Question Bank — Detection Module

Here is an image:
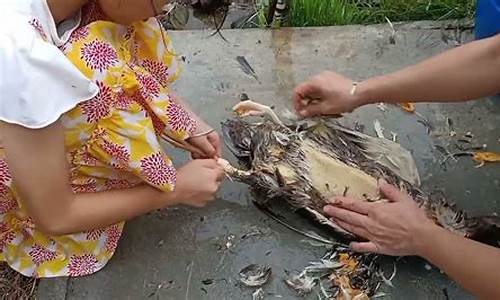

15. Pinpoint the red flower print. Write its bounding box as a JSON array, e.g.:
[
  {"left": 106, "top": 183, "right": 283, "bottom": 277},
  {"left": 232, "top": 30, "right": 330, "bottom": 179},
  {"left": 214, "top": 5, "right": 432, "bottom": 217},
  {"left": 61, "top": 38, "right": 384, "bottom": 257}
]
[
  {"left": 81, "top": 40, "right": 118, "bottom": 72},
  {"left": 0, "top": 222, "right": 15, "bottom": 251},
  {"left": 140, "top": 153, "right": 176, "bottom": 186},
  {"left": 131, "top": 92, "right": 167, "bottom": 135},
  {"left": 70, "top": 27, "right": 90, "bottom": 42},
  {"left": 102, "top": 140, "right": 130, "bottom": 166},
  {"left": 105, "top": 179, "right": 134, "bottom": 190},
  {"left": 116, "top": 93, "right": 134, "bottom": 110},
  {"left": 29, "top": 244, "right": 57, "bottom": 265},
  {"left": 58, "top": 43, "right": 69, "bottom": 54},
  {"left": 0, "top": 196, "right": 17, "bottom": 214},
  {"left": 141, "top": 59, "right": 170, "bottom": 86},
  {"left": 124, "top": 27, "right": 135, "bottom": 40},
  {"left": 29, "top": 19, "right": 47, "bottom": 40},
  {"left": 68, "top": 254, "right": 99, "bottom": 276},
  {"left": 105, "top": 225, "right": 122, "bottom": 252},
  {"left": 72, "top": 179, "right": 97, "bottom": 193},
  {"left": 80, "top": 81, "right": 113, "bottom": 123},
  {"left": 80, "top": 152, "right": 98, "bottom": 166},
  {"left": 151, "top": 116, "right": 167, "bottom": 135},
  {"left": 131, "top": 43, "right": 140, "bottom": 63},
  {"left": 166, "top": 102, "right": 197, "bottom": 134},
  {"left": 0, "top": 160, "right": 12, "bottom": 185},
  {"left": 138, "top": 74, "right": 161, "bottom": 99},
  {"left": 86, "top": 228, "right": 105, "bottom": 240},
  {"left": 21, "top": 228, "right": 32, "bottom": 240}
]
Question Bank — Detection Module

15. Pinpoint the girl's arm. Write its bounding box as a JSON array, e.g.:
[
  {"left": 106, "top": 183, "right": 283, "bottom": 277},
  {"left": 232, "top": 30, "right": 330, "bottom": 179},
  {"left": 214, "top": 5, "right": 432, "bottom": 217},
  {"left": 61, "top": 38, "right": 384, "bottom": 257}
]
[{"left": 1, "top": 119, "right": 223, "bottom": 235}]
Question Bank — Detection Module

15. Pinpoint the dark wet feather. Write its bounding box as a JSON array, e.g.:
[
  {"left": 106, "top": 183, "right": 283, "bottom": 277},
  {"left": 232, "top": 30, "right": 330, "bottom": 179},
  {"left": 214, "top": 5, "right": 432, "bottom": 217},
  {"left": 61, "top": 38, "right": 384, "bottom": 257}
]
[{"left": 236, "top": 56, "right": 259, "bottom": 81}]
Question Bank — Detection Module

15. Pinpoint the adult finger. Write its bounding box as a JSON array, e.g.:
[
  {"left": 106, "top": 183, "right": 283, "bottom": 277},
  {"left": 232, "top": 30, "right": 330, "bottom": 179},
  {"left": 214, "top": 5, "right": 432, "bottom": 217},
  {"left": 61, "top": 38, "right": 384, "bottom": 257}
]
[
  {"left": 293, "top": 83, "right": 322, "bottom": 113},
  {"left": 350, "top": 242, "right": 380, "bottom": 254},
  {"left": 334, "top": 219, "right": 371, "bottom": 239},
  {"left": 323, "top": 205, "right": 369, "bottom": 228},
  {"left": 378, "top": 179, "right": 410, "bottom": 203},
  {"left": 299, "top": 102, "right": 328, "bottom": 118},
  {"left": 294, "top": 81, "right": 322, "bottom": 100},
  {"left": 330, "top": 196, "right": 374, "bottom": 215}
]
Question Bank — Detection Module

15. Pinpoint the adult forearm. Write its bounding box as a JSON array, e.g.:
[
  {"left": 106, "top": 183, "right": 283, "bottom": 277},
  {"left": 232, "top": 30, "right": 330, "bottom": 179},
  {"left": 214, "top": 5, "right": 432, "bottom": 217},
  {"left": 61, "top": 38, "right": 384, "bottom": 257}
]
[
  {"left": 358, "top": 34, "right": 500, "bottom": 105},
  {"left": 417, "top": 226, "right": 500, "bottom": 299}
]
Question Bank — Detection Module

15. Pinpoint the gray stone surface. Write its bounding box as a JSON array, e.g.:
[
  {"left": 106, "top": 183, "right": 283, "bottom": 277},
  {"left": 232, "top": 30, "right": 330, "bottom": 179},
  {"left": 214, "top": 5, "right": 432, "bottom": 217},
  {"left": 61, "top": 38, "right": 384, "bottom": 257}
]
[{"left": 38, "top": 23, "right": 500, "bottom": 300}]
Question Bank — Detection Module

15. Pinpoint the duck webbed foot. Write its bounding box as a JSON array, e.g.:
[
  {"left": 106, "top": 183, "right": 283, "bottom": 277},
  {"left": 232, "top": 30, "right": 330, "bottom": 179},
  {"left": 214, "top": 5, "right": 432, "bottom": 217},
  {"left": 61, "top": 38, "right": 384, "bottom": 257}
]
[{"left": 233, "top": 100, "right": 284, "bottom": 126}]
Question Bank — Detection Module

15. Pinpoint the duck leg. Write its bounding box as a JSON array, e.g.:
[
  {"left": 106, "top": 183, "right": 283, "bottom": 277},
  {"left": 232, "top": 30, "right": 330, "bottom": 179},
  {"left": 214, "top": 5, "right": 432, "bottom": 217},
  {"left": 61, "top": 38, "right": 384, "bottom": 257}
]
[
  {"left": 232, "top": 100, "right": 284, "bottom": 126},
  {"left": 217, "top": 158, "right": 251, "bottom": 179}
]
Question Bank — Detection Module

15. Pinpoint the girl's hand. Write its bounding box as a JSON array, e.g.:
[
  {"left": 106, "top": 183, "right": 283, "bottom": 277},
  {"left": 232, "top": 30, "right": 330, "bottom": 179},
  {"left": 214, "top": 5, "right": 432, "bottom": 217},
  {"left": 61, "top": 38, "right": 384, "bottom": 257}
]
[
  {"left": 167, "top": 96, "right": 222, "bottom": 158},
  {"left": 187, "top": 131, "right": 222, "bottom": 159},
  {"left": 187, "top": 119, "right": 222, "bottom": 159},
  {"left": 171, "top": 159, "right": 225, "bottom": 207}
]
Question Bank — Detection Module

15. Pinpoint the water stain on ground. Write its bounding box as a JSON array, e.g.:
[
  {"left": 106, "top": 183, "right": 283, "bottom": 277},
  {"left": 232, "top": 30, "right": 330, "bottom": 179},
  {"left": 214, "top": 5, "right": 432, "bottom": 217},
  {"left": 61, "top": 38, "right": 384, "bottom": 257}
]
[{"left": 271, "top": 28, "right": 296, "bottom": 102}]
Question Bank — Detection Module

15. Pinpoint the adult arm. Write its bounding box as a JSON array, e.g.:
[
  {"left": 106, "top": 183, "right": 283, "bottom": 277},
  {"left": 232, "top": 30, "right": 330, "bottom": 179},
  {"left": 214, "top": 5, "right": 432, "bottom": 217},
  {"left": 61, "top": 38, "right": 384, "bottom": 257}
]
[
  {"left": 324, "top": 181, "right": 500, "bottom": 299},
  {"left": 294, "top": 34, "right": 500, "bottom": 116}
]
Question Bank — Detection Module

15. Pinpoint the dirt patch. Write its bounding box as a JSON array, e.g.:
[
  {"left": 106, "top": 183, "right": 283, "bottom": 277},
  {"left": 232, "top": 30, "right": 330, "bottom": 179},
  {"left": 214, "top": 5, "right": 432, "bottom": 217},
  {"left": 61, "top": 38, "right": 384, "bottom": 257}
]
[{"left": 0, "top": 263, "right": 37, "bottom": 300}]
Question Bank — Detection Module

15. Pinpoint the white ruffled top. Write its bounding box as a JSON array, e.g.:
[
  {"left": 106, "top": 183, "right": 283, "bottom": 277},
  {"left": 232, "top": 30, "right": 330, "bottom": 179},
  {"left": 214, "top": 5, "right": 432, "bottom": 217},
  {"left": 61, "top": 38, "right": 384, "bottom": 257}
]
[{"left": 0, "top": 0, "right": 98, "bottom": 129}]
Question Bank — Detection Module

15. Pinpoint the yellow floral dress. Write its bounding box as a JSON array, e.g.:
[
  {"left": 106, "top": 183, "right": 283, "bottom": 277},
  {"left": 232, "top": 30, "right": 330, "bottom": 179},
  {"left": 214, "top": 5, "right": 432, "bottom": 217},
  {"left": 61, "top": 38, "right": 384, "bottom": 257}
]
[{"left": 0, "top": 4, "right": 197, "bottom": 277}]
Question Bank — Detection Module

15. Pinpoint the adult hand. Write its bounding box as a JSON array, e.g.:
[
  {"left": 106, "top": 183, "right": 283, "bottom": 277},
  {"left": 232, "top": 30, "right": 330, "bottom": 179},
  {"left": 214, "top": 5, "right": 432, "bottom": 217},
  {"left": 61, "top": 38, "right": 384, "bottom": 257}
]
[
  {"left": 324, "top": 180, "right": 438, "bottom": 256},
  {"left": 293, "top": 71, "right": 366, "bottom": 117},
  {"left": 172, "top": 159, "right": 225, "bottom": 207}
]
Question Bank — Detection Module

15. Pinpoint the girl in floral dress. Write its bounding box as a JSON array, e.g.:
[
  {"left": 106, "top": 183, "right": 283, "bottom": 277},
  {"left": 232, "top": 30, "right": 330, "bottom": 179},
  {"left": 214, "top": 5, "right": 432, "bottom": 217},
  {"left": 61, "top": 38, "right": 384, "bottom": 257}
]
[{"left": 0, "top": 0, "right": 225, "bottom": 277}]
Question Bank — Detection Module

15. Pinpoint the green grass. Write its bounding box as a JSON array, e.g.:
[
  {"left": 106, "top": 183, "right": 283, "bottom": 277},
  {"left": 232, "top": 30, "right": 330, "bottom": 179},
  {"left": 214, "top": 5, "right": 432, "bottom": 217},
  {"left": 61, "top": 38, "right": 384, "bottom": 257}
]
[{"left": 263, "top": 0, "right": 476, "bottom": 27}]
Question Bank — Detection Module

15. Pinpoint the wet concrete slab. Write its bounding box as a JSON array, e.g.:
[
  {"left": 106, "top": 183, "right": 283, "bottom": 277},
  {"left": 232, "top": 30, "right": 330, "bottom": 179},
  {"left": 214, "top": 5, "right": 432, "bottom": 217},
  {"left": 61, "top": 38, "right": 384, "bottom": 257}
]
[{"left": 38, "top": 22, "right": 500, "bottom": 299}]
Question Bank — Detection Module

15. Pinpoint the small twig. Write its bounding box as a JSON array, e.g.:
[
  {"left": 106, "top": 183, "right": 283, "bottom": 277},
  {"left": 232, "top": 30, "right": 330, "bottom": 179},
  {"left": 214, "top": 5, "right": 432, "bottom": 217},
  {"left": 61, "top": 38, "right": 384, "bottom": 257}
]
[
  {"left": 210, "top": 7, "right": 229, "bottom": 43},
  {"left": 29, "top": 279, "right": 38, "bottom": 297},
  {"left": 185, "top": 261, "right": 194, "bottom": 300},
  {"left": 161, "top": 133, "right": 205, "bottom": 157},
  {"left": 385, "top": 17, "right": 396, "bottom": 44}
]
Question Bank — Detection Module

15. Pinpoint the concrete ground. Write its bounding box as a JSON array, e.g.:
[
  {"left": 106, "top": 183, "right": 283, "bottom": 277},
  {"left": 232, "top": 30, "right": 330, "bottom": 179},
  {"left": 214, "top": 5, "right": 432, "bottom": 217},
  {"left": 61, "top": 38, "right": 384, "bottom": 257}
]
[{"left": 38, "top": 22, "right": 500, "bottom": 299}]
